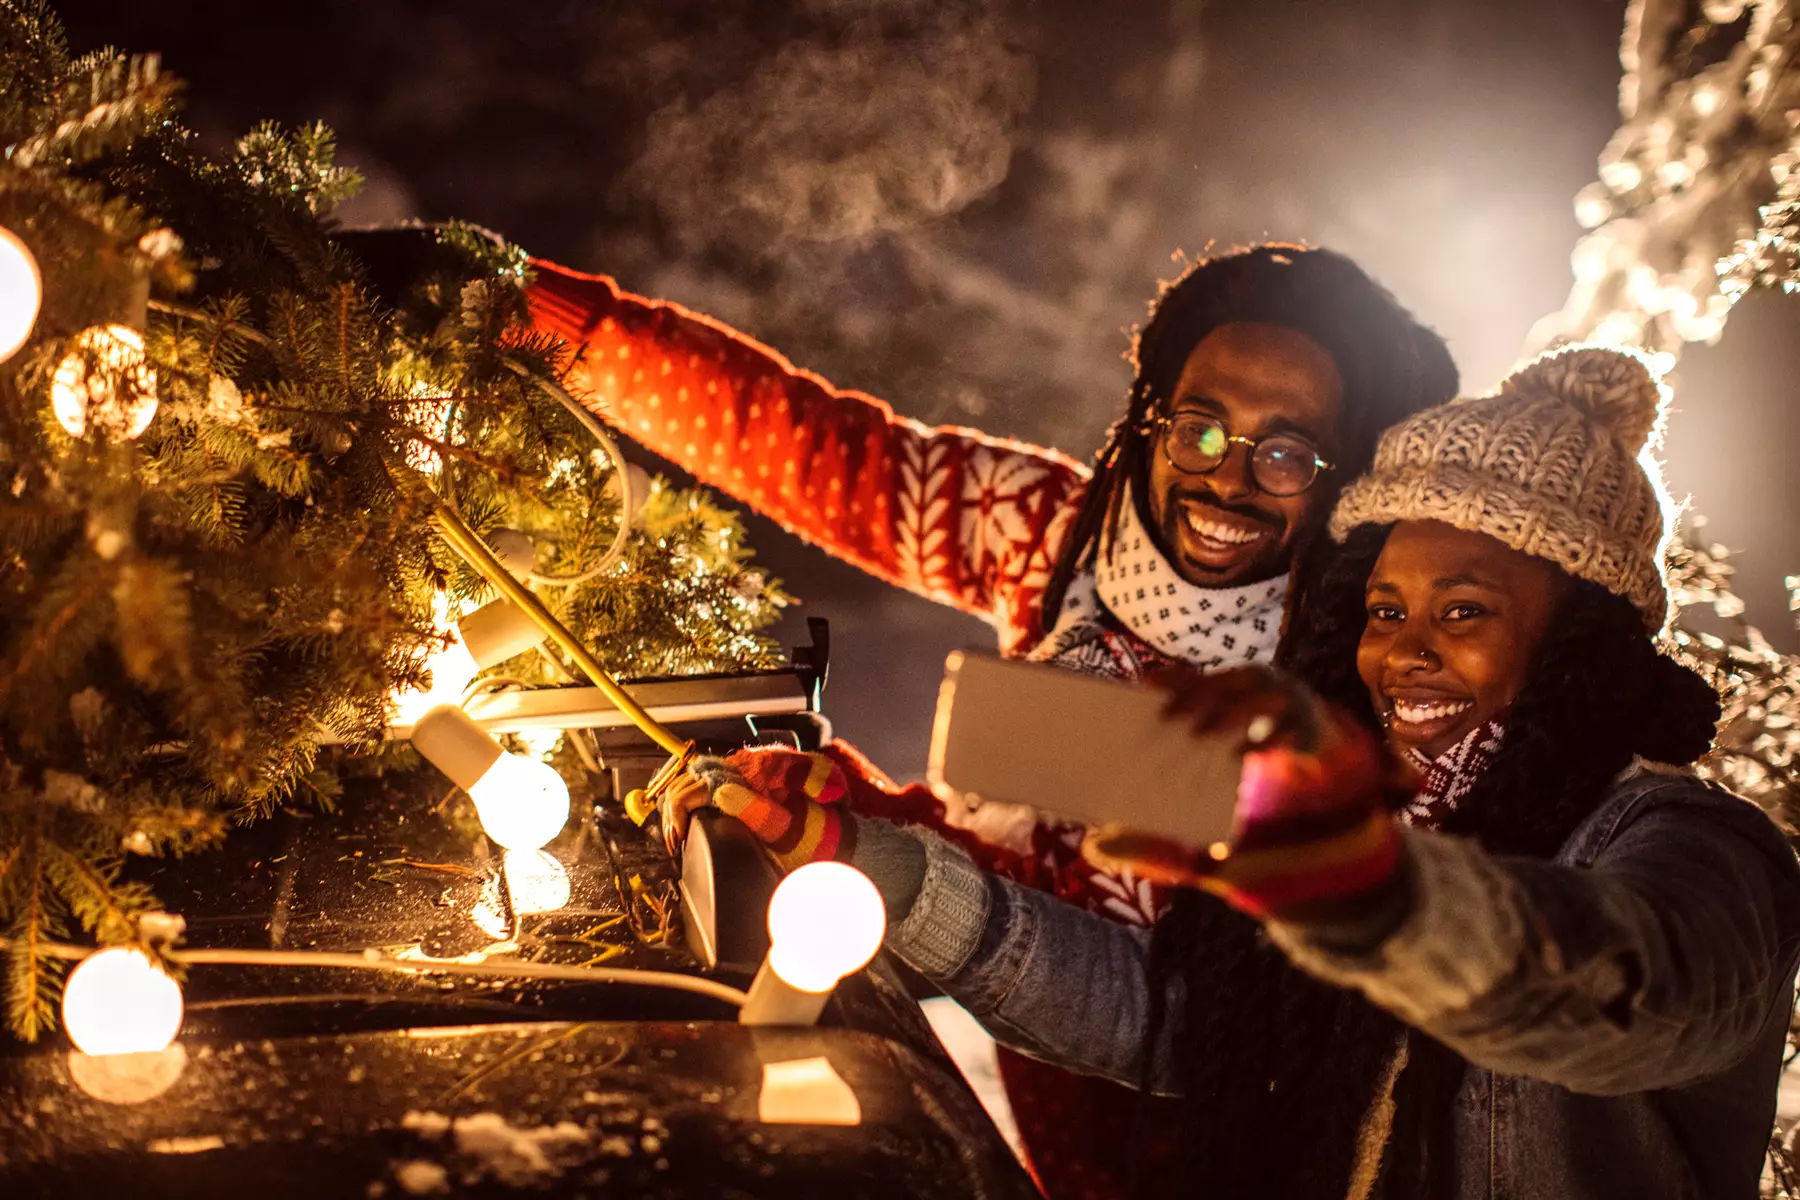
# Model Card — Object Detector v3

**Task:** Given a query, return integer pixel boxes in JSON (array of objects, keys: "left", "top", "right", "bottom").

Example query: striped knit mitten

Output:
[{"left": 685, "top": 747, "right": 855, "bottom": 872}]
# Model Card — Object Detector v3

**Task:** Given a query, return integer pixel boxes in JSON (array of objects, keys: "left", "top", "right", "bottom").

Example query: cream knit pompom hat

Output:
[{"left": 1328, "top": 344, "right": 1675, "bottom": 631}]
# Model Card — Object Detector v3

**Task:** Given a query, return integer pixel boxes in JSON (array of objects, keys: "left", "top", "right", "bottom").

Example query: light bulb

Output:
[
  {"left": 455, "top": 598, "right": 547, "bottom": 668},
  {"left": 61, "top": 948, "right": 183, "bottom": 1056},
  {"left": 468, "top": 753, "right": 571, "bottom": 851},
  {"left": 52, "top": 324, "right": 158, "bottom": 439},
  {"left": 503, "top": 849, "right": 571, "bottom": 914},
  {"left": 486, "top": 527, "right": 536, "bottom": 577},
  {"left": 765, "top": 862, "right": 886, "bottom": 993},
  {"left": 402, "top": 380, "right": 452, "bottom": 475},
  {"left": 0, "top": 225, "right": 42, "bottom": 362},
  {"left": 515, "top": 727, "right": 564, "bottom": 759},
  {"left": 410, "top": 704, "right": 569, "bottom": 851}
]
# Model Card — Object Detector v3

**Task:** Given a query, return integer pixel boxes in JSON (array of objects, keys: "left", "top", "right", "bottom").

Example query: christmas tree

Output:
[{"left": 0, "top": 0, "right": 786, "bottom": 1040}]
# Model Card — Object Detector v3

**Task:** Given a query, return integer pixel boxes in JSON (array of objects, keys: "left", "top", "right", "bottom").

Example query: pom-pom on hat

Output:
[{"left": 1328, "top": 345, "right": 1675, "bottom": 630}]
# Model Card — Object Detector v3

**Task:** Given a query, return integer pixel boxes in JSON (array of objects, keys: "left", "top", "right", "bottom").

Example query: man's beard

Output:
[{"left": 1153, "top": 485, "right": 1288, "bottom": 587}]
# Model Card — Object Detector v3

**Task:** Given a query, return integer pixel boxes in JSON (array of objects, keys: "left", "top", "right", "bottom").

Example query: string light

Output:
[
  {"left": 403, "top": 381, "right": 453, "bottom": 475},
  {"left": 0, "top": 225, "right": 42, "bottom": 362},
  {"left": 1537, "top": 1, "right": 1800, "bottom": 356},
  {"left": 51, "top": 325, "right": 158, "bottom": 439},
  {"left": 60, "top": 948, "right": 183, "bottom": 1056},
  {"left": 739, "top": 862, "right": 885, "bottom": 1026},
  {"left": 410, "top": 703, "right": 569, "bottom": 851}
]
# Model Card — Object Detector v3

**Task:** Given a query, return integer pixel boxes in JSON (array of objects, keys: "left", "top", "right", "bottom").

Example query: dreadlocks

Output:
[
  {"left": 1040, "top": 244, "right": 1459, "bottom": 622},
  {"left": 1138, "top": 525, "right": 1721, "bottom": 1199}
]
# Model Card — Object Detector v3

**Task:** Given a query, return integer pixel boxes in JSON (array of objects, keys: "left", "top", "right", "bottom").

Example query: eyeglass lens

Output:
[{"left": 1164, "top": 415, "right": 1320, "bottom": 496}]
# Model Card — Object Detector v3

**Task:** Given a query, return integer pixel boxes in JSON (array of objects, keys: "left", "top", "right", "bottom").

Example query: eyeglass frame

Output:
[{"left": 1137, "top": 409, "right": 1335, "bottom": 497}]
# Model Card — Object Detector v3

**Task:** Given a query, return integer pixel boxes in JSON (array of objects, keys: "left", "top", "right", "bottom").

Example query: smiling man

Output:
[
  {"left": 526, "top": 243, "right": 1456, "bottom": 1200},
  {"left": 1149, "top": 324, "right": 1339, "bottom": 585}
]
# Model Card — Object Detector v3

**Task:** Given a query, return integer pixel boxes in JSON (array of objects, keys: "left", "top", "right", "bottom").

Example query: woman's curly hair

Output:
[{"left": 1137, "top": 524, "right": 1721, "bottom": 1198}]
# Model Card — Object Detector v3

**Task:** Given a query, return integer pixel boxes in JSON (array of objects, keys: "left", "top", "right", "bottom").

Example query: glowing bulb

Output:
[
  {"left": 765, "top": 862, "right": 886, "bottom": 993},
  {"left": 403, "top": 381, "right": 452, "bottom": 475},
  {"left": 0, "top": 225, "right": 42, "bottom": 362},
  {"left": 1598, "top": 158, "right": 1642, "bottom": 193},
  {"left": 52, "top": 325, "right": 158, "bottom": 439},
  {"left": 1573, "top": 183, "right": 1612, "bottom": 230},
  {"left": 503, "top": 849, "right": 572, "bottom": 914},
  {"left": 61, "top": 948, "right": 183, "bottom": 1057},
  {"left": 468, "top": 753, "right": 571, "bottom": 851},
  {"left": 515, "top": 727, "right": 564, "bottom": 759},
  {"left": 410, "top": 704, "right": 569, "bottom": 851}
]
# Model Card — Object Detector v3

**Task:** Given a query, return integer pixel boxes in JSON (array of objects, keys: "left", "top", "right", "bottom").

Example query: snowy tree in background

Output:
[
  {"left": 1530, "top": 0, "right": 1800, "bottom": 826},
  {"left": 1534, "top": 0, "right": 1800, "bottom": 356},
  {"left": 1534, "top": 2, "right": 1800, "bottom": 1190}
]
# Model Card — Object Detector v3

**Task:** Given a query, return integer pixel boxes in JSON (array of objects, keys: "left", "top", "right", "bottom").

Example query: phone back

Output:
[{"left": 927, "top": 651, "right": 1240, "bottom": 849}]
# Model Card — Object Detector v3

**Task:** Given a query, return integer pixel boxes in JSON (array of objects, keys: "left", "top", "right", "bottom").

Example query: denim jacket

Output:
[{"left": 862, "top": 766, "right": 1800, "bottom": 1199}]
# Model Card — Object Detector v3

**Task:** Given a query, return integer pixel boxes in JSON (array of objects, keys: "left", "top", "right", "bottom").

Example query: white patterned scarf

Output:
[{"left": 1087, "top": 483, "right": 1286, "bottom": 669}]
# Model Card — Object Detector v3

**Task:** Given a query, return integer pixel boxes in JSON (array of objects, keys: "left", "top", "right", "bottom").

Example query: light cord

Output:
[
  {"left": 22, "top": 938, "right": 746, "bottom": 1009},
  {"left": 503, "top": 360, "right": 633, "bottom": 588},
  {"left": 432, "top": 501, "right": 690, "bottom": 760}
]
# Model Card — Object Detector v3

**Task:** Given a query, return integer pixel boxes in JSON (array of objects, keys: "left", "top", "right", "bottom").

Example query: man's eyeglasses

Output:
[{"left": 1139, "top": 412, "right": 1333, "bottom": 497}]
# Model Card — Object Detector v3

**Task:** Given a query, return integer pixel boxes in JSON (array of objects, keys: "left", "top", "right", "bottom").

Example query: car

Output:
[{"left": 0, "top": 637, "right": 1039, "bottom": 1198}]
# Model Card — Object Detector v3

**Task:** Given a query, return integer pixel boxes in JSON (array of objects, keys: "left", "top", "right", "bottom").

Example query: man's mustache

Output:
[{"left": 1164, "top": 487, "right": 1283, "bottom": 533}]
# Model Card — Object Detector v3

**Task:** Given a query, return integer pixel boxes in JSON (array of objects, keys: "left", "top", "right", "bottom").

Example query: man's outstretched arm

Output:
[{"left": 527, "top": 259, "right": 1088, "bottom": 643}]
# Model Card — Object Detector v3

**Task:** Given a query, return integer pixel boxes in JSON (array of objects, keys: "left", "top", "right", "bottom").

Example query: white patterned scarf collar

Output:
[
  {"left": 1082, "top": 483, "right": 1287, "bottom": 670},
  {"left": 1398, "top": 718, "right": 1505, "bottom": 829}
]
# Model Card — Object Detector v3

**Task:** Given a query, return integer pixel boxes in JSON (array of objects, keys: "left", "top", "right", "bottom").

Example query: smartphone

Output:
[{"left": 926, "top": 651, "right": 1240, "bottom": 849}]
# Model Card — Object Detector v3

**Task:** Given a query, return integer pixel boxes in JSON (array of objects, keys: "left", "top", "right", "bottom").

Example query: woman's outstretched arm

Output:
[{"left": 1268, "top": 777, "right": 1800, "bottom": 1095}]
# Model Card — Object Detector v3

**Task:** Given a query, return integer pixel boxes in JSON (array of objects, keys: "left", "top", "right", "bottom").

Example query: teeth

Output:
[
  {"left": 1391, "top": 699, "right": 1474, "bottom": 725},
  {"left": 1184, "top": 511, "right": 1260, "bottom": 545}
]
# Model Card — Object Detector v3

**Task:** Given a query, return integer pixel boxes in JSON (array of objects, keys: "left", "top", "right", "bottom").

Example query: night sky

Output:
[{"left": 56, "top": 0, "right": 1800, "bottom": 778}]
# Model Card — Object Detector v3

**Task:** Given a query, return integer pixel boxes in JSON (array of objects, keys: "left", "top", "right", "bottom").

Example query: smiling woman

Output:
[
  {"left": 781, "top": 344, "right": 1800, "bottom": 1200},
  {"left": 1357, "top": 521, "right": 1569, "bottom": 759}
]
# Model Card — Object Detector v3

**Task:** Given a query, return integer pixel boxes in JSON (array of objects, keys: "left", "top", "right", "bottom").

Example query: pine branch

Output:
[
  {"left": 10, "top": 52, "right": 180, "bottom": 168},
  {"left": 0, "top": 557, "right": 109, "bottom": 710},
  {"left": 4, "top": 832, "right": 61, "bottom": 1042},
  {"left": 43, "top": 838, "right": 149, "bottom": 944},
  {"left": 0, "top": 5, "right": 792, "bottom": 1041}
]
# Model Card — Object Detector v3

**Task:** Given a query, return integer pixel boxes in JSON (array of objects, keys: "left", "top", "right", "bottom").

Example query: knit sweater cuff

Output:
[
  {"left": 1266, "top": 828, "right": 1526, "bottom": 1027},
  {"left": 843, "top": 815, "right": 928, "bottom": 920},
  {"left": 881, "top": 826, "right": 993, "bottom": 981}
]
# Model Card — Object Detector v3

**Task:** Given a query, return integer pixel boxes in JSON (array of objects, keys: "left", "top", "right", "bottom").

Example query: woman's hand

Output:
[
  {"left": 1083, "top": 665, "right": 1413, "bottom": 927},
  {"left": 659, "top": 746, "right": 854, "bottom": 872}
]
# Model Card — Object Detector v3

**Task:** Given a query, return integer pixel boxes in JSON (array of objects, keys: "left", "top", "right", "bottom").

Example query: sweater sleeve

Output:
[
  {"left": 852, "top": 817, "right": 1186, "bottom": 1097},
  {"left": 1267, "top": 794, "right": 1800, "bottom": 1095},
  {"left": 526, "top": 259, "right": 1088, "bottom": 645}
]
